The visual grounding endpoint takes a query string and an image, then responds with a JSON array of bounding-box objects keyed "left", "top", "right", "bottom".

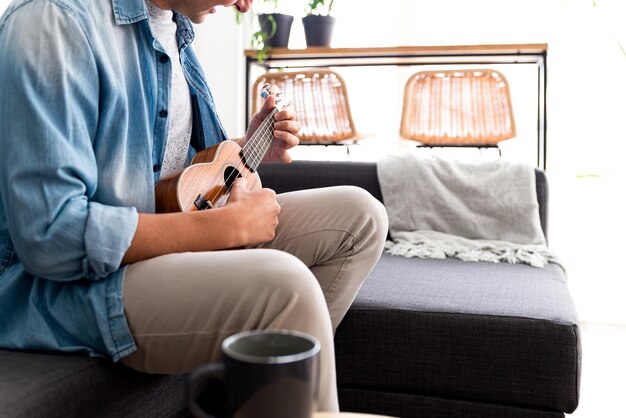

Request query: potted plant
[
  {"left": 302, "top": 0, "right": 336, "bottom": 47},
  {"left": 235, "top": 0, "right": 293, "bottom": 62},
  {"left": 257, "top": 0, "right": 293, "bottom": 49}
]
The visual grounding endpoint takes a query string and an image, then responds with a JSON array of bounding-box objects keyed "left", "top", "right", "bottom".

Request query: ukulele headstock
[{"left": 260, "top": 83, "right": 291, "bottom": 111}]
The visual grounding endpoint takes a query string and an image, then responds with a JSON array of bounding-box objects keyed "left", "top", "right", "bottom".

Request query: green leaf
[{"left": 305, "top": 0, "right": 333, "bottom": 16}]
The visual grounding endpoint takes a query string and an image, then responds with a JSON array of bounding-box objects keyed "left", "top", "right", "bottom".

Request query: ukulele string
[
  {"left": 236, "top": 107, "right": 277, "bottom": 175},
  {"left": 244, "top": 86, "right": 289, "bottom": 171},
  {"left": 251, "top": 102, "right": 291, "bottom": 167},
  {"left": 206, "top": 107, "right": 278, "bottom": 206},
  {"left": 244, "top": 87, "right": 290, "bottom": 171},
  {"left": 247, "top": 109, "right": 277, "bottom": 169},
  {"left": 241, "top": 107, "right": 278, "bottom": 175}
]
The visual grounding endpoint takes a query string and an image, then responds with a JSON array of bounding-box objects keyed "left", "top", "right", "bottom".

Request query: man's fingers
[
  {"left": 274, "top": 108, "right": 296, "bottom": 122},
  {"left": 231, "top": 177, "right": 248, "bottom": 190},
  {"left": 261, "top": 94, "right": 276, "bottom": 115},
  {"left": 273, "top": 129, "right": 299, "bottom": 148},
  {"left": 274, "top": 119, "right": 301, "bottom": 136}
]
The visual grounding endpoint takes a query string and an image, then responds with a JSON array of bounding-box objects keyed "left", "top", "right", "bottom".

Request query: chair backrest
[
  {"left": 252, "top": 69, "right": 360, "bottom": 144},
  {"left": 400, "top": 69, "right": 516, "bottom": 146}
]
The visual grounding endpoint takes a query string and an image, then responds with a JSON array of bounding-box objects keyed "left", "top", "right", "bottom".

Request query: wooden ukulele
[{"left": 155, "top": 86, "right": 285, "bottom": 213}]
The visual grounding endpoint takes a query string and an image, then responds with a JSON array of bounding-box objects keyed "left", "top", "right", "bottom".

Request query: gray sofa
[{"left": 0, "top": 160, "right": 580, "bottom": 417}]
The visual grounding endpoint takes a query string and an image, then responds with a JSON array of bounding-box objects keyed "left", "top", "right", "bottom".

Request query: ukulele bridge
[{"left": 194, "top": 194, "right": 213, "bottom": 211}]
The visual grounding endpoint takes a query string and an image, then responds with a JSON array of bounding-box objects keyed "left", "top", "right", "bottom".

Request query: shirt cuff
[{"left": 83, "top": 202, "right": 138, "bottom": 279}]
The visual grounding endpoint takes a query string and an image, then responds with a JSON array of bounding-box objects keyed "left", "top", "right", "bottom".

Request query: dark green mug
[{"left": 188, "top": 330, "right": 321, "bottom": 418}]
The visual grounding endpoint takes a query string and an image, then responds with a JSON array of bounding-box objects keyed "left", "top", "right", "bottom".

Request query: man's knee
[
  {"left": 253, "top": 250, "right": 326, "bottom": 304},
  {"left": 335, "top": 186, "right": 388, "bottom": 243},
  {"left": 253, "top": 250, "right": 332, "bottom": 332}
]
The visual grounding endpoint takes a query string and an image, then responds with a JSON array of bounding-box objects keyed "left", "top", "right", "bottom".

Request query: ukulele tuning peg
[
  {"left": 260, "top": 83, "right": 271, "bottom": 99},
  {"left": 273, "top": 87, "right": 284, "bottom": 106},
  {"left": 260, "top": 84, "right": 284, "bottom": 100}
]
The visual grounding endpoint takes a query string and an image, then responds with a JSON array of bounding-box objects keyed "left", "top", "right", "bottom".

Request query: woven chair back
[
  {"left": 400, "top": 69, "right": 516, "bottom": 146},
  {"left": 252, "top": 69, "right": 361, "bottom": 144}
]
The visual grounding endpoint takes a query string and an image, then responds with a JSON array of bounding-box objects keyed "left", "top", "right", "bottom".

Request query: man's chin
[{"left": 188, "top": 10, "right": 212, "bottom": 24}]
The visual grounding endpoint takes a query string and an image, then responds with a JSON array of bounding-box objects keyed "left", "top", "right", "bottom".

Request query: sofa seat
[
  {"left": 334, "top": 254, "right": 580, "bottom": 417},
  {"left": 0, "top": 349, "right": 187, "bottom": 418}
]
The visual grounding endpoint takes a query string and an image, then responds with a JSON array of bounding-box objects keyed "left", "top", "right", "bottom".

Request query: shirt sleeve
[{"left": 0, "top": 3, "right": 138, "bottom": 281}]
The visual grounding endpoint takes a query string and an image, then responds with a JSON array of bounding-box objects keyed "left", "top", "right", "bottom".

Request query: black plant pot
[
  {"left": 258, "top": 13, "right": 294, "bottom": 48},
  {"left": 302, "top": 15, "right": 336, "bottom": 47}
]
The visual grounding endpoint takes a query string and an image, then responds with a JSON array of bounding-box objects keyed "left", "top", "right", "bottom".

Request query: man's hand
[
  {"left": 226, "top": 178, "right": 281, "bottom": 246},
  {"left": 123, "top": 177, "right": 280, "bottom": 264},
  {"left": 243, "top": 94, "right": 300, "bottom": 163}
]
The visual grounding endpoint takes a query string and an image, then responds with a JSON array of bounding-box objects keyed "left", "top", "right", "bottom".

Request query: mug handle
[{"left": 187, "top": 363, "right": 226, "bottom": 418}]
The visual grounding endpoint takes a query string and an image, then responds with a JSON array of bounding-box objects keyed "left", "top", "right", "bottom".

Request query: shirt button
[
  {"left": 159, "top": 55, "right": 169, "bottom": 63},
  {"left": 153, "top": 164, "right": 161, "bottom": 172},
  {"left": 159, "top": 110, "right": 168, "bottom": 118}
]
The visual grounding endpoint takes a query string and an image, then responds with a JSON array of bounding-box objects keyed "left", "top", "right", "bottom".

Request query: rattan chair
[
  {"left": 400, "top": 69, "right": 516, "bottom": 150},
  {"left": 252, "top": 69, "right": 364, "bottom": 144}
]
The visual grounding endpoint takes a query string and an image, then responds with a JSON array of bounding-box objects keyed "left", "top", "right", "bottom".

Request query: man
[{"left": 0, "top": 0, "right": 388, "bottom": 412}]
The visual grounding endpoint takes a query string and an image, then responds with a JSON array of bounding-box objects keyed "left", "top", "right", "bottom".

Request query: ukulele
[{"left": 155, "top": 85, "right": 286, "bottom": 213}]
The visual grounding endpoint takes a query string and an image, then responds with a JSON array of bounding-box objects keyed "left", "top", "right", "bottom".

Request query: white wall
[{"left": 191, "top": 9, "right": 246, "bottom": 138}]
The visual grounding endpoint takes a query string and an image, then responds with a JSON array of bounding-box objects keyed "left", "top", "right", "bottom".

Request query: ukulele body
[{"left": 154, "top": 140, "right": 262, "bottom": 213}]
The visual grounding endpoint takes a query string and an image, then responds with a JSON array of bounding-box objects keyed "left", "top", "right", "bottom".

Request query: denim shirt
[{"left": 0, "top": 0, "right": 228, "bottom": 361}]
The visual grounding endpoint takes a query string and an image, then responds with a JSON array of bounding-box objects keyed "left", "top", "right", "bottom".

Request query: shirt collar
[
  {"left": 173, "top": 11, "right": 195, "bottom": 46},
  {"left": 111, "top": 0, "right": 195, "bottom": 44},
  {"left": 111, "top": 0, "right": 149, "bottom": 25}
]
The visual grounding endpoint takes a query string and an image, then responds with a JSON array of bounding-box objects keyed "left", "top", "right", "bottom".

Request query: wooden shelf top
[{"left": 244, "top": 44, "right": 548, "bottom": 59}]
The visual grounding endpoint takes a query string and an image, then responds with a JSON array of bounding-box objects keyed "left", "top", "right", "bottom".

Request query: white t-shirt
[{"left": 145, "top": 0, "right": 193, "bottom": 179}]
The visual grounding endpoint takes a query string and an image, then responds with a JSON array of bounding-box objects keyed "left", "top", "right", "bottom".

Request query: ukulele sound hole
[{"left": 224, "top": 166, "right": 242, "bottom": 189}]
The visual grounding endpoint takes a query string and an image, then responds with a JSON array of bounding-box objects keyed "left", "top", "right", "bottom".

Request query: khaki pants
[{"left": 120, "top": 186, "right": 388, "bottom": 411}]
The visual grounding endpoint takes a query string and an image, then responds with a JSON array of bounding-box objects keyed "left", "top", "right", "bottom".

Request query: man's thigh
[{"left": 120, "top": 249, "right": 324, "bottom": 373}]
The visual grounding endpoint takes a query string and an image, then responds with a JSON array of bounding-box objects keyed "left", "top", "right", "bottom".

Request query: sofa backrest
[{"left": 259, "top": 160, "right": 549, "bottom": 241}]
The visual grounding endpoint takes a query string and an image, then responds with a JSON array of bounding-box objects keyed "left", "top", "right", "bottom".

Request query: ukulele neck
[{"left": 241, "top": 107, "right": 279, "bottom": 172}]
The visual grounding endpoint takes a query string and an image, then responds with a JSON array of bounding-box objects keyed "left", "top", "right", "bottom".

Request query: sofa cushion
[
  {"left": 335, "top": 254, "right": 580, "bottom": 414},
  {"left": 0, "top": 350, "right": 187, "bottom": 418}
]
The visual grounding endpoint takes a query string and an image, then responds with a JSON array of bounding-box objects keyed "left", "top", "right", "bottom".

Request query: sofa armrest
[{"left": 258, "top": 161, "right": 549, "bottom": 241}]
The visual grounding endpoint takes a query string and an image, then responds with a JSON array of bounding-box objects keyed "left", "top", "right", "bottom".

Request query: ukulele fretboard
[{"left": 241, "top": 107, "right": 279, "bottom": 172}]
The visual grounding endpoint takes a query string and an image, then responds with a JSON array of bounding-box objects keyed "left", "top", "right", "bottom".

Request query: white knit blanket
[{"left": 377, "top": 152, "right": 559, "bottom": 267}]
